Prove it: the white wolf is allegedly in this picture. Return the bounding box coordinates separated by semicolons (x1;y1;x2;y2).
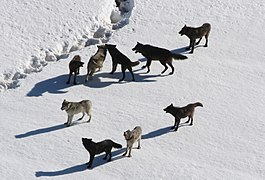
61;99;92;126
123;126;142;157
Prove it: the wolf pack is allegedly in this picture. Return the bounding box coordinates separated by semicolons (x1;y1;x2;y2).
61;19;211;168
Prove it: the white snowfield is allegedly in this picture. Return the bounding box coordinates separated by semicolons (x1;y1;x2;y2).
0;0;265;179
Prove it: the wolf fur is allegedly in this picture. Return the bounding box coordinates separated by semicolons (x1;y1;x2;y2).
105;44;140;82
179;23;211;53
163;102;203;131
82;138;122;168
123;126;142;157
61;99;92;127
86;45;107;81
132;42;187;74
66;55;84;85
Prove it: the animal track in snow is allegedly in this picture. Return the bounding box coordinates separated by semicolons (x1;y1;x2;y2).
0;0;134;92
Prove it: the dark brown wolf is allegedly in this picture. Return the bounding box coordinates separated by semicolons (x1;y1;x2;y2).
105;44;140;82
86;45;107;81
66;55;84;85
163;102;203;131
82;138;122;168
179;23;211;53
132;42;187;74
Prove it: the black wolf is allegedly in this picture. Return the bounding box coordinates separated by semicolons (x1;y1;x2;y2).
66;55;84;85
132;42;187;74
163;102;203;131
105;44;140;82
82;138;122;168
179;23;211;53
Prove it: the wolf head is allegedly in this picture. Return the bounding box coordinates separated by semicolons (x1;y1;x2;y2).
61;99;71;111
123;130;132;140
105;44;116;50
82;138;92;144
82;138;93;150
163;103;174;113
72;55;81;62
97;45;107;52
132;42;143;53
178;25;188;36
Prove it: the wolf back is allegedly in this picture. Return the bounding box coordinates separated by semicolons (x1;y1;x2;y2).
82;138;122;168
132;42;187;74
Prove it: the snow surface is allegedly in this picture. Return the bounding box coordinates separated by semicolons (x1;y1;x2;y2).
1;0;265;179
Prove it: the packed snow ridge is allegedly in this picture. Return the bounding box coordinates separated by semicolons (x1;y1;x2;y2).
0;0;134;92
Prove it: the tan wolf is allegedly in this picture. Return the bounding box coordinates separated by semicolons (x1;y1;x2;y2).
123;126;142;157
163;102;203;131
105;44;140;82
61;99;92;127
179;23;211;53
66;55;84;85
132;42;187;74
82;138;122;168
85;45;107;81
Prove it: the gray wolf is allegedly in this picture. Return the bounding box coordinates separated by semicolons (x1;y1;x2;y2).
163;102;203;131
61;99;92;127
82;138;122;168
123;126;142;157
105;44;140;82
66;55;84;85
179;23;211;53
86;45;107;81
132;42;187;74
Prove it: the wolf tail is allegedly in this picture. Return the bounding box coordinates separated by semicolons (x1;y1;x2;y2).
111;141;122;149
131;61;140;67
194;102;203;107
171;53;188;60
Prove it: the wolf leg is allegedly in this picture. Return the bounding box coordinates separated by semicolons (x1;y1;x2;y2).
190;116;193;126
186;39;192;50
103;152;108;160
128;67;135;81
160;61;168;74
119;66;126;82
89;69;96;80
185;117;191;124
87;155;94;168
171;118;177;129
128;146;132;157
204;35;209;47
87;114;92;122
66;115;73;126
66;72;72;84
73;72;77;85
123;148;128;156
78;112;85;121
167;61;174;75
196;37;202;45
174;118;180;131
107;151;112;162
137;139;141;149
110;63;118;74
142;59;152;73
190;40;196;54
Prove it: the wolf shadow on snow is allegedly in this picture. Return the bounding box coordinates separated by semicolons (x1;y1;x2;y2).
26;69;160;96
35;148;126;177
14;120;89;139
